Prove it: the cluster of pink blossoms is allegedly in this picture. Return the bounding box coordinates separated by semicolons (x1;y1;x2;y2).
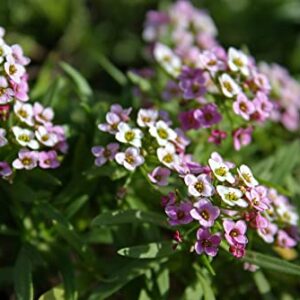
259;63;300;131
0;27;67;181
161;152;299;259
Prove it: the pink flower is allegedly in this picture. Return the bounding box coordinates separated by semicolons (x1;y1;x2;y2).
0;104;10;121
12;149;39;170
244;262;259;272
208;129;227;145
257;223;278;243
110;104;132;122
11;74;29;102
161;192;176;207
252;92;273;122
194;228;221;257
148;167;171;186
190;199;220;227
184;173;214;197
233;93;255;120
276;230;297;248
246;188;269;211
233;127;253;151
223;219;248;246
92;143;119;167
98;112;121;134
229;243;246;259
179;109;202;131
0;161;12;178
39;151;60;169
0;76;14;104
33;102;54;125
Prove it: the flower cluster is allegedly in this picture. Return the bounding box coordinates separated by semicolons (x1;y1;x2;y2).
0;28;67;180
134;1;300;151
143;0;218;57
93;104;201;175
259;62;300;131
162;152;299;259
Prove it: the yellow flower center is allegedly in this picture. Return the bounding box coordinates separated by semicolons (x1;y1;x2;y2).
125;131;135;142
225;192;238;201
22;158;32;166
19;134;30;142
223;81;233;93
157;128;168;139
9;64;17;75
200;210;209;220
215;167;226;176
233;57;244;68
195;181;204;193
163;153;173;163
125;154;134;164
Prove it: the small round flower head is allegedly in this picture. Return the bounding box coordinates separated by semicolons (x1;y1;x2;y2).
98;112;122;134
218;73;240;98
190;199;220;227
0;128;8;147
92;143;119;167
252;92;273;122
237;164;258;187
157;142;180;169
14;101;34;126
115;147;144;171
245;188;269;211
0;161;12;178
227;47;249;76
111;104;132;122
165;201;193;226
38;151;60;169
194;228;221;257
12;149;39;170
137;108;158;127
257;223;278;243
216;185;248;208
229;243;246;259
33;102;54;125
276;230;297;248
154;43;182;76
4;55;26;84
148;166;171;186
179;109;202;131
12;126;39;150
116;122;143;148
208;158;235;184
233;93;255;120
223;219;248;246
208;129;227;145
276;204;299;226
0;76;14;104
184;173;214;197
149;120;177;146
233;127;253;151
35;126;58;147
194;103;222;128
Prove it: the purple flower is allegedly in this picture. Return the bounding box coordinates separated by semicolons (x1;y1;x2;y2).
257;222;278;243
115;147;144;171
110;104;132;122
0;104;10;121
39;151;60;169
194;228;221;257
250;212;269;230
252;92;273;122
233;127;253;151
162;80;181;101
11;75;29;102
184;174;214;197
98;112;121;134
179;109;202;131
161;192;176;207
33;102;54;125
0;161;12;178
92;143;119;167
223;219;248;246
190;199;220;227
12;149;39;170
233;93;255;120
277;230;297;248
148;167;171;186
178;67;206;100
165;201;193;226
194;103;222;128
173;128;190;153
11;44;30;65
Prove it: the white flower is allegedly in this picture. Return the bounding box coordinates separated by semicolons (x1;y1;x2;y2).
208;158;235;184
14;101;34;126
149;120;177;146
0;39;11;64
12;126;39;149
115;122;143;148
35;126;58;147
115;147;144;171
276;205;298;226
228;47;249;76
0;128;8;147
218;73;240;98
157;142;179;169
216;185;248;207
137;108;158;127
154;43;182;77
184;173;214;197
4;55;25;84
237;164;258;187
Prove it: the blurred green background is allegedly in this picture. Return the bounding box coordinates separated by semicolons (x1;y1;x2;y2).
1;0;300;96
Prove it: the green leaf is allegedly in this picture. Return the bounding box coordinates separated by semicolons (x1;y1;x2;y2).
156;268;170;298
38;286;64;300
14;246;34;300
91;210;170;229
92;52;127;86
181;279;203;300
118;242;174;259
194;264;215;300
60;62;92;102
244;250;300;276
127;71;151;92
84;165;127;181
65;195;89;219
253;271;273;298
